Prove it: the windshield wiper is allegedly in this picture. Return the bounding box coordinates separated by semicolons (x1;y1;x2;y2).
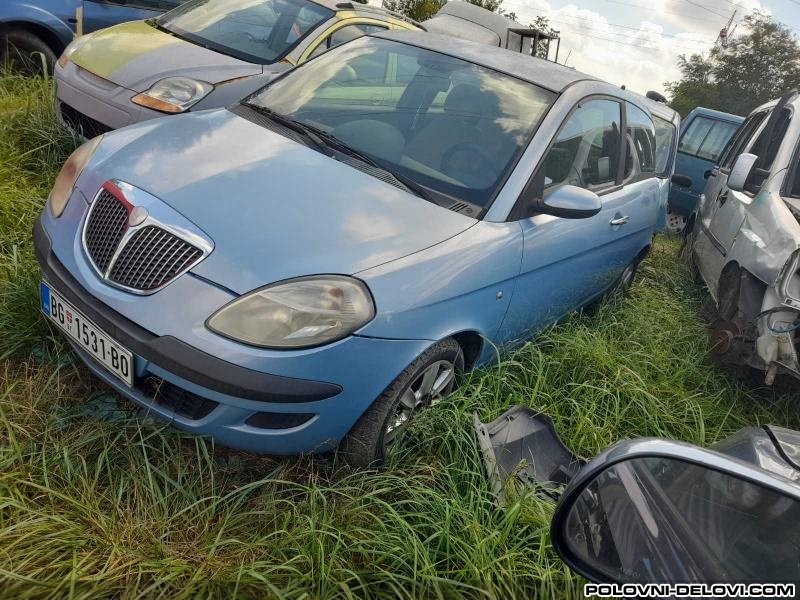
243;103;436;203
243;103;334;158
297;122;437;203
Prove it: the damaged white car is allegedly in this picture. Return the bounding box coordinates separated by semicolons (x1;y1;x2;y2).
684;90;800;384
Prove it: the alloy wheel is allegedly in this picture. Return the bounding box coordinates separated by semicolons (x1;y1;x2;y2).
385;359;456;445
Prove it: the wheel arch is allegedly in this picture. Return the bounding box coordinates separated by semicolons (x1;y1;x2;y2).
451;330;485;372
1;20;66;55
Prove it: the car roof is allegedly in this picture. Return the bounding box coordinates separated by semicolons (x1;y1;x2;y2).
638;96;680;123
373;29;597;93
685;106;744;123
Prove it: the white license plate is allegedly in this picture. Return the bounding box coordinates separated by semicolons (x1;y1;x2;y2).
41;281;134;386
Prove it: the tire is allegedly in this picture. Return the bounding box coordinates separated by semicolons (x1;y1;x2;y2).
338;338;464;468
584;256;641;314
1;29;57;75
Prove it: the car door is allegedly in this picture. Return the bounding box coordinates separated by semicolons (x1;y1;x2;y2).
699;106;793;294
671;114;741;216
498;98;633;345
81;0;181;34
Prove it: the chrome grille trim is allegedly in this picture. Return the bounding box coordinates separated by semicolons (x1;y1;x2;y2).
81;181;212;295
83;189;129;272
108;226;203;291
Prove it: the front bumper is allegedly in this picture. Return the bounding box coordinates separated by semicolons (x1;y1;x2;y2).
34;215;432;454
55;61;164;134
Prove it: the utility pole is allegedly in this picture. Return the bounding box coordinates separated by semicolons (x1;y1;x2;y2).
714;10;737;50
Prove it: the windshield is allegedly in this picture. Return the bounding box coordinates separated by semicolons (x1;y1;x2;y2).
246;37;555;209
653;116;676;177
157;0;334;64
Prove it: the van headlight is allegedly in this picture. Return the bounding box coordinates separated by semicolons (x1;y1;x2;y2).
48;135;103;217
132;77;212;114
207;276;375;349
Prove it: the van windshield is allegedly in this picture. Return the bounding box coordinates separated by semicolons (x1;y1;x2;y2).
246;37;555;209
157;0;333;64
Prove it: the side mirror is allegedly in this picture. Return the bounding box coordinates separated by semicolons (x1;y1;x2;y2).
541;185;602;219
550;439;800;583
671;173;693;188
727;153;758;193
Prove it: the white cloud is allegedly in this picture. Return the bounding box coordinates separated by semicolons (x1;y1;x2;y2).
497;0;740;95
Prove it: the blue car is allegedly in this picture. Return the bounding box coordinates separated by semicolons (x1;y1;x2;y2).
1;0;182;72
667;107;744;229
35;31;665;466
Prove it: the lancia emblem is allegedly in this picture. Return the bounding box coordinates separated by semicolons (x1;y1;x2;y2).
129;206;148;227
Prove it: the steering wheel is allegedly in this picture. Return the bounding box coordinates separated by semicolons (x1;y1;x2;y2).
441;143;496;187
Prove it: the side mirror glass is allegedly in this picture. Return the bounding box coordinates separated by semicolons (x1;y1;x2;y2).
542;185;602;219
727;153;758;193
671;173;693;188
551;440;800;583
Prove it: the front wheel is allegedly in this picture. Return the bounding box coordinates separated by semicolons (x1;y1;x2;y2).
338;338;464;468
1;30;56;75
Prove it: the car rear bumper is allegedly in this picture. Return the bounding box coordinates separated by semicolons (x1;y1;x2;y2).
34;215;431;454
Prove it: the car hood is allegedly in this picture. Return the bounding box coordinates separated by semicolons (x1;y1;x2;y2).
86;109;476;295
70;21;263;93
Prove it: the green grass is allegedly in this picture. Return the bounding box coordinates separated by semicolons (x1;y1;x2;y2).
0;71;798;599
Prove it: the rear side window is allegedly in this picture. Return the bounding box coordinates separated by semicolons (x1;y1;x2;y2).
679;116;739;162
720;112;766;170
653;115;677;177
540;99;622;192
624;103;656;183
745;107;792;194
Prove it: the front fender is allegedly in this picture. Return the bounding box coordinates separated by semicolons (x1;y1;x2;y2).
356;221;523;346
726;187;800;287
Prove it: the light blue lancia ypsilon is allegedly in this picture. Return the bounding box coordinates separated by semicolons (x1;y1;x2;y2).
35;31;667;466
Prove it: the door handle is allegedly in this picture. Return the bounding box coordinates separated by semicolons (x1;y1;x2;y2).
609;216;630;227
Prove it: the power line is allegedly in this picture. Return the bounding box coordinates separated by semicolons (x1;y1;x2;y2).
675;0;732;19
546;25;705;52
543;13;709;41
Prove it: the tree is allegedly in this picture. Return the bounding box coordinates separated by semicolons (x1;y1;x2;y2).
383;0;442;21
385;0;505;23
530;15;558;59
665;11;800;116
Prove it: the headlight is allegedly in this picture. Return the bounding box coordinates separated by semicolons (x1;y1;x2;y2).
48;135;103;217
207;276;375;349
131;77;213;114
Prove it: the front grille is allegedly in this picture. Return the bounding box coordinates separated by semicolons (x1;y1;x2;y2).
83;185;206;293
144;377;218;420
108;226;203;291
59;101;112;138
85;190;129;272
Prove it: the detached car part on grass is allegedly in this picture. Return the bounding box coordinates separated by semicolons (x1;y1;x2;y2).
477;407;800;583
685;90;800;385
36;31;669;466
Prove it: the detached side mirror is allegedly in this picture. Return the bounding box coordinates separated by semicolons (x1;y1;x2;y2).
541;185;602;219
727;153;758;193
671;173;693;188
550;439;800;584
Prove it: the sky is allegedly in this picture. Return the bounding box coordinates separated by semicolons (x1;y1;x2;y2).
475;0;800;95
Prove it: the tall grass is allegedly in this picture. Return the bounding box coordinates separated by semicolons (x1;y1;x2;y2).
0;72;797;599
